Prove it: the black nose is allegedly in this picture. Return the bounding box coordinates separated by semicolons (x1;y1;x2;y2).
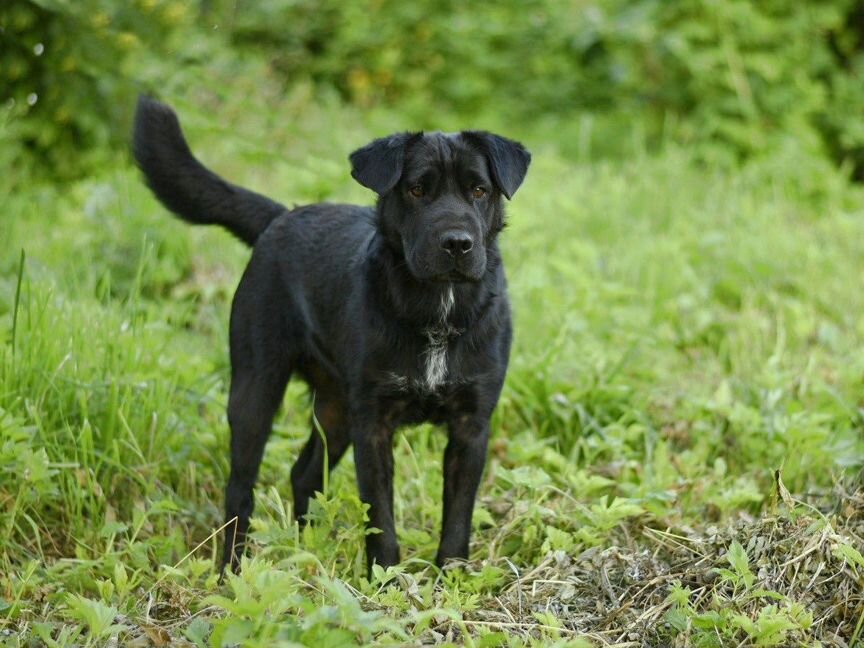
440;232;474;256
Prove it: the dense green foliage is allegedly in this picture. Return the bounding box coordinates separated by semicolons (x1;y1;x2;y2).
228;0;864;165
0;0;194;180
3;0;864;179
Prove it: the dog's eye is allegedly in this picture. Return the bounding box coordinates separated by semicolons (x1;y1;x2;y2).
409;185;425;198
471;186;488;199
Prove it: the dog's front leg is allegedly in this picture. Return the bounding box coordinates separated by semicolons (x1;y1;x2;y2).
436;416;491;566
351;417;400;571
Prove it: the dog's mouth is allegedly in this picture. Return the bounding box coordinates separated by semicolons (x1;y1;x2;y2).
429;269;478;283
403;249;483;283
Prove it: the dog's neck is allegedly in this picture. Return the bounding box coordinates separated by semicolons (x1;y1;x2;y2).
424;284;462;343
371;237;501;333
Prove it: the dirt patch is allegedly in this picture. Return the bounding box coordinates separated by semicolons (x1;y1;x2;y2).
451;484;864;646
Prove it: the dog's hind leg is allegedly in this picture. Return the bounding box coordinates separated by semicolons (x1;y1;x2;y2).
222;362;290;574
290;389;351;522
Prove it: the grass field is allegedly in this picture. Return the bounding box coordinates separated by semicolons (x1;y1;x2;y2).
2;87;864;646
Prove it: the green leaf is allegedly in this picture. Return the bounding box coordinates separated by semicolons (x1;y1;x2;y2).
63;594;128;639
184;618;211;648
725;541;755;589
833;542;864;570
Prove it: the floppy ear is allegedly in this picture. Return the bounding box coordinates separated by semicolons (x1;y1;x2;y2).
463;131;531;199
349;132;421;195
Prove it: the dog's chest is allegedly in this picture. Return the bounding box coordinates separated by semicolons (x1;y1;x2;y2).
417;286;458;392
379;286;462;395
378;373;477;427
370;287;494;425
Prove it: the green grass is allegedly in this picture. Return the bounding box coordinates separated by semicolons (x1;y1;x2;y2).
1;88;863;646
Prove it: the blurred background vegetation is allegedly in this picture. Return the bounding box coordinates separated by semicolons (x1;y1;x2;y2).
3;3;864;643
2;0;864;183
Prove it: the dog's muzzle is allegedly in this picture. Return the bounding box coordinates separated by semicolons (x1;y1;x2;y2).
413;230;485;282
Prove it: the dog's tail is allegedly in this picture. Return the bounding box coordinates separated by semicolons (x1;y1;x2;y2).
132;95;286;247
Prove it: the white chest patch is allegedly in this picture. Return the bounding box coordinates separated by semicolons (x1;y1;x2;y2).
422;286;455;391
423;335;448;391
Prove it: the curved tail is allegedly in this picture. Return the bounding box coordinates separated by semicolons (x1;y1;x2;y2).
132;96;286;247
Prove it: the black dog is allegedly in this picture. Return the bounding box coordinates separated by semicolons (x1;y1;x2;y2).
132;96;530;573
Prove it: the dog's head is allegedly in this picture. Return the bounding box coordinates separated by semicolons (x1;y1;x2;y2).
350;131;530;283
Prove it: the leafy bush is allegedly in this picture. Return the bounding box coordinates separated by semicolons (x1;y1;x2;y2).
226;0;864;170
820;2;864;178
0;0;193;181
3;0;864;179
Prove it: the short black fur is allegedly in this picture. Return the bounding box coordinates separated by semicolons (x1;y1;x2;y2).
132;96;531;572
